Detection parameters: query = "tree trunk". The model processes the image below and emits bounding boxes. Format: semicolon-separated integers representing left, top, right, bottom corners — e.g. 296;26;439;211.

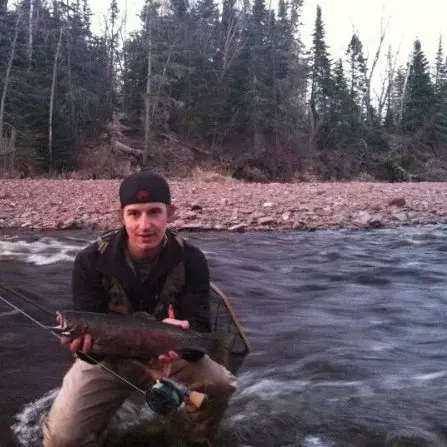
0;12;21;146
49;27;63;172
398;61;411;129
0;0;7;16
65;2;76;136
143;1;152;165
28;0;34;64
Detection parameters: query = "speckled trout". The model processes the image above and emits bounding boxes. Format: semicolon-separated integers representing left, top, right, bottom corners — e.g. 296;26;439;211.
51;310;232;361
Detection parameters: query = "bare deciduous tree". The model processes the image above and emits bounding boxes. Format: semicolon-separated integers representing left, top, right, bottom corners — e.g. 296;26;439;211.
143;0;153;165
0;12;21;147
48;26;64;171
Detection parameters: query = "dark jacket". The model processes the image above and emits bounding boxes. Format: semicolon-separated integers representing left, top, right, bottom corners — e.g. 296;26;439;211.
71;228;211;361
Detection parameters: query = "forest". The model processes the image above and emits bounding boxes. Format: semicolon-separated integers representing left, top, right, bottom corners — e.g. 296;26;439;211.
0;0;446;182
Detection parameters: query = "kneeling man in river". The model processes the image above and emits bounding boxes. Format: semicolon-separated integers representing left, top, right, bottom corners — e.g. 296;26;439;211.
43;172;237;447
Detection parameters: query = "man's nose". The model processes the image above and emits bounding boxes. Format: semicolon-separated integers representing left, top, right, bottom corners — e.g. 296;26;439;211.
139;213;152;229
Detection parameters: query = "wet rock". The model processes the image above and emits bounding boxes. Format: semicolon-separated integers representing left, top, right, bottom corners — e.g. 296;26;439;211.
351;211;384;228
58;219;83;230
229;223;247;232
352;211;373;227
180;223;204;231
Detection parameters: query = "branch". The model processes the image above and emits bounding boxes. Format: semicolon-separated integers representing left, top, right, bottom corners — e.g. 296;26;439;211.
159;133;210;156
113;140;145;161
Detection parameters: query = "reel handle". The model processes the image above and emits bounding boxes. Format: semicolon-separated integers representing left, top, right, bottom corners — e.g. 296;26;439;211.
131;359;207;413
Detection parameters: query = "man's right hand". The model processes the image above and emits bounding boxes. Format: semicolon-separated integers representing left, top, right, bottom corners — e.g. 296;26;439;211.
60;334;93;353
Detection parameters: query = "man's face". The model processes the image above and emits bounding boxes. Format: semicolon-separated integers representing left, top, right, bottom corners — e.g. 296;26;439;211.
121;202;175;254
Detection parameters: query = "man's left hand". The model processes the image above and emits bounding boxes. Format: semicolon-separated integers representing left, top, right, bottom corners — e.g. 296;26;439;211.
162;304;190;330
156;304;189;375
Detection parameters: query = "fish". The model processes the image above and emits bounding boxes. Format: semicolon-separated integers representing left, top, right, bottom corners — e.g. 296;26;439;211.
51;310;232;363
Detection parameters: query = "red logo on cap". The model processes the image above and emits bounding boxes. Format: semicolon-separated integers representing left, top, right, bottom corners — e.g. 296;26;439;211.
136;190;150;201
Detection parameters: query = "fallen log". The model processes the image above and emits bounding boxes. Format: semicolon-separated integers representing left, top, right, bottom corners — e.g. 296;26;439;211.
113;140;145;161
160;133;210;156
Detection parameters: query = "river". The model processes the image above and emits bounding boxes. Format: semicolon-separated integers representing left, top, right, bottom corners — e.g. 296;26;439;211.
1;226;447;446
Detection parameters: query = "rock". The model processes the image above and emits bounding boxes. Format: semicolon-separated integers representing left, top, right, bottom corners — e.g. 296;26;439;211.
182;211;198;220
258;217;275;225
262;202;274;208
59;219;83;230
229;223;247;232
368;215;385;228
180;223;204;231
281;212;291;221
351;211;383;228
352;211;372;227
393;212;408;222
388;197;406;207
173;219;186;227
191;204;202;211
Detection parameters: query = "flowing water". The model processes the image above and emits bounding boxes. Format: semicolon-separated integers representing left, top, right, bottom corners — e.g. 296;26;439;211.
1;226;447;446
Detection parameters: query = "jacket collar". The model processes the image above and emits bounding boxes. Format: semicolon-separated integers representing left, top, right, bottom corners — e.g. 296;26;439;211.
97;227;184;284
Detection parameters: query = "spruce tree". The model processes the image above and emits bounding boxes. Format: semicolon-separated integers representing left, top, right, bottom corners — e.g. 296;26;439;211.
402;39;435;134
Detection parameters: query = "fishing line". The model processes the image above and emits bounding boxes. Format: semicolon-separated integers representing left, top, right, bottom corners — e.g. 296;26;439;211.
0;292;146;395
0;284;54;317
0;292;59;338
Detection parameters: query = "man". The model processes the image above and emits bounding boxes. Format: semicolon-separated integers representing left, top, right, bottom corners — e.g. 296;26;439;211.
43;171;237;447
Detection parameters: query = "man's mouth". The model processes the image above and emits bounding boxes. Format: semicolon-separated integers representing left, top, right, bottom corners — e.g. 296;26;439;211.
139;234;156;239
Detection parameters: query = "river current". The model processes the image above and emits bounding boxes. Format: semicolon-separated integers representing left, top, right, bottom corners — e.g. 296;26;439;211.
1;226;447;446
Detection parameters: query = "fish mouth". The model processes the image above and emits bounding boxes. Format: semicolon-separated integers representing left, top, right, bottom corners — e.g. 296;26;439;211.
49;312;73;337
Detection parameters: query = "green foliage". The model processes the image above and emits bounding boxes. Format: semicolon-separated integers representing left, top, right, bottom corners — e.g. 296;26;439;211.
402;40;435;134
0;1;447;179
0;0;111;172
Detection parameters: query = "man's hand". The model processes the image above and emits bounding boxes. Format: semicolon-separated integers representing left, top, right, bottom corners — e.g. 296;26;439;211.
155;305;189;375
55;312;93;353
60;334;93;353
162;304;190;330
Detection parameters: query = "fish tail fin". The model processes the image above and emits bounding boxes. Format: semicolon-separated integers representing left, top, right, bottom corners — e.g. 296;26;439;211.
207;332;235;367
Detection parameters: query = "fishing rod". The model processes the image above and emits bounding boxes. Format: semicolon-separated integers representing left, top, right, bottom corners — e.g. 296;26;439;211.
0;288;205;415
0;284;55;317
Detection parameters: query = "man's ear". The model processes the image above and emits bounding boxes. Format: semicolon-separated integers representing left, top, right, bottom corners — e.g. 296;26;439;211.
167;204;177;222
118;208;124;224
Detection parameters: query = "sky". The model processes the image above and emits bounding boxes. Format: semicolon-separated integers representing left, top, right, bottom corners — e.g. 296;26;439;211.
89;0;447;99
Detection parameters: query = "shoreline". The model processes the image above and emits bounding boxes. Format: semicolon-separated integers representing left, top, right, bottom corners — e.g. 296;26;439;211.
1;179;447;232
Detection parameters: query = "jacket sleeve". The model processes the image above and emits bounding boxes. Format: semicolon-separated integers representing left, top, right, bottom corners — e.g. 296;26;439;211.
72;247;109;313
178;245;211;333
176;245;212;362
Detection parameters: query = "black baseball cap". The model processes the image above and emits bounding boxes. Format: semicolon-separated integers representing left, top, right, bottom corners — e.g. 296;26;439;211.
119;172;171;208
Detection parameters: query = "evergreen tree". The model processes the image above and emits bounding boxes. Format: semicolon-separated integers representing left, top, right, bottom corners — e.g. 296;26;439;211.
346;33;368;126
330;58;351;144
402;40;435;134
309;5;331;118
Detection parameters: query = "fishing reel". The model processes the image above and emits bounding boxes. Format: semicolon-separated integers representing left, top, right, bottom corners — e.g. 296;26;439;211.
145;377;188;416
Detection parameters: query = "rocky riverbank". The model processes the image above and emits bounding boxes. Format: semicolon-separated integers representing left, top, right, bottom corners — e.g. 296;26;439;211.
1;179;447;232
